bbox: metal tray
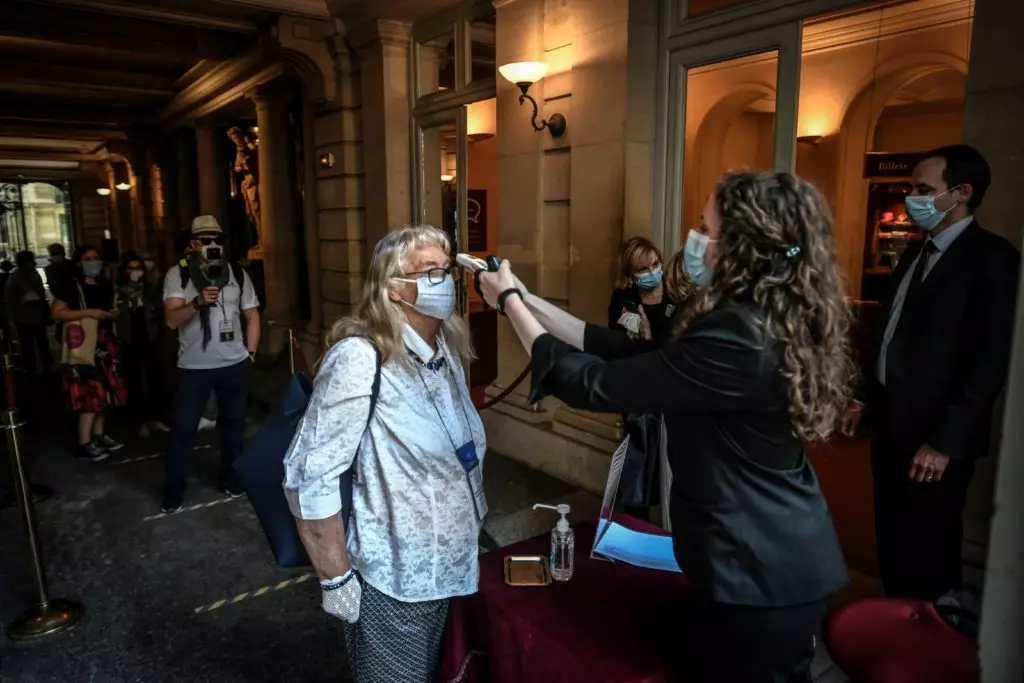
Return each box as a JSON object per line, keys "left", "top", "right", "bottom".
{"left": 503, "top": 555, "right": 552, "bottom": 586}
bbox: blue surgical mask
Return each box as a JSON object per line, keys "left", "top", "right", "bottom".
{"left": 634, "top": 267, "right": 663, "bottom": 290}
{"left": 683, "top": 229, "right": 713, "bottom": 286}
{"left": 394, "top": 273, "right": 457, "bottom": 320}
{"left": 82, "top": 261, "right": 103, "bottom": 278}
{"left": 905, "top": 186, "right": 960, "bottom": 232}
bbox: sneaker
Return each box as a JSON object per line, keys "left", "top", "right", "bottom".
{"left": 197, "top": 417, "right": 217, "bottom": 432}
{"left": 138, "top": 424, "right": 151, "bottom": 438}
{"left": 160, "top": 501, "right": 184, "bottom": 514}
{"left": 76, "top": 442, "right": 110, "bottom": 462}
{"left": 150, "top": 420, "right": 171, "bottom": 433}
{"left": 93, "top": 434, "right": 124, "bottom": 452}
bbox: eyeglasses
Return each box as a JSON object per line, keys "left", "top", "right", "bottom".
{"left": 199, "top": 237, "right": 225, "bottom": 246}
{"left": 404, "top": 265, "right": 453, "bottom": 284}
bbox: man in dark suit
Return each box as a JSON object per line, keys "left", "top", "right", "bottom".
{"left": 850, "top": 145, "right": 1020, "bottom": 601}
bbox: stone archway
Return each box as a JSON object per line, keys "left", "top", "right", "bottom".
{"left": 683, "top": 83, "right": 776, "bottom": 234}
{"left": 832, "top": 52, "right": 969, "bottom": 296}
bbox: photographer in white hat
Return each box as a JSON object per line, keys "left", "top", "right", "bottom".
{"left": 160, "top": 215, "right": 260, "bottom": 513}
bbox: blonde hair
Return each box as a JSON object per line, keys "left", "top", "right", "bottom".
{"left": 615, "top": 237, "right": 662, "bottom": 289}
{"left": 663, "top": 248, "right": 698, "bottom": 304}
{"left": 326, "top": 225, "right": 474, "bottom": 364}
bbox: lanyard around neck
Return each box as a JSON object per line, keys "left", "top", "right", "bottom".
{"left": 411, "top": 345, "right": 474, "bottom": 450}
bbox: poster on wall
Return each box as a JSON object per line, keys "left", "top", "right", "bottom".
{"left": 468, "top": 188, "right": 487, "bottom": 252}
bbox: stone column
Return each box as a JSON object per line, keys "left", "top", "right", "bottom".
{"left": 195, "top": 124, "right": 228, "bottom": 228}
{"left": 250, "top": 80, "right": 300, "bottom": 327}
{"left": 963, "top": 0, "right": 1024, "bottom": 679}
{"left": 350, "top": 19, "right": 412, "bottom": 250}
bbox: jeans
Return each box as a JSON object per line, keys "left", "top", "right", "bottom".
{"left": 163, "top": 359, "right": 251, "bottom": 505}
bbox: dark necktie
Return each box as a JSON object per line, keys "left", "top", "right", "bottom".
{"left": 900, "top": 239, "right": 938, "bottom": 317}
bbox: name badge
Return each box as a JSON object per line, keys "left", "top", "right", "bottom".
{"left": 455, "top": 440, "right": 487, "bottom": 522}
{"left": 665, "top": 303, "right": 675, "bottom": 318}
{"left": 218, "top": 320, "right": 235, "bottom": 342}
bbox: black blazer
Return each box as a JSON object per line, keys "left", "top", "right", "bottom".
{"left": 869, "top": 221, "right": 1020, "bottom": 462}
{"left": 529, "top": 302, "right": 848, "bottom": 607}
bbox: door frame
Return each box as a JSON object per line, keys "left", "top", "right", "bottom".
{"left": 652, "top": 22, "right": 802, "bottom": 256}
{"left": 411, "top": 106, "right": 471, "bottom": 314}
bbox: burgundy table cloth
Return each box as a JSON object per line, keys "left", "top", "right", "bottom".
{"left": 438, "top": 518, "right": 691, "bottom": 683}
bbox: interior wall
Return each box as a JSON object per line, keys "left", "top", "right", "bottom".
{"left": 682, "top": 14, "right": 972, "bottom": 293}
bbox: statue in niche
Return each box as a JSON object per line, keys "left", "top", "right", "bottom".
{"left": 227, "top": 126, "right": 261, "bottom": 250}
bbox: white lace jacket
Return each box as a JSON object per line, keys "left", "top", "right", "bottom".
{"left": 282, "top": 325, "right": 487, "bottom": 602}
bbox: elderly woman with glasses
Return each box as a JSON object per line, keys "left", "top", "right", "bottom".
{"left": 283, "top": 225, "right": 485, "bottom": 683}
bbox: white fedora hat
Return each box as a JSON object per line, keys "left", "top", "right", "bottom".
{"left": 191, "top": 215, "right": 223, "bottom": 235}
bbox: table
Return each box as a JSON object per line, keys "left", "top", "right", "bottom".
{"left": 438, "top": 518, "right": 691, "bottom": 683}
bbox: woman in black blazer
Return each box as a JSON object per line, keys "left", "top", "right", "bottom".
{"left": 469, "top": 171, "right": 855, "bottom": 683}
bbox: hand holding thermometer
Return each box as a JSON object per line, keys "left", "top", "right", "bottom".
{"left": 456, "top": 253, "right": 503, "bottom": 297}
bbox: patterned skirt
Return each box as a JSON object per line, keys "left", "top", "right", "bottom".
{"left": 62, "top": 327, "right": 127, "bottom": 414}
{"left": 342, "top": 580, "right": 450, "bottom": 683}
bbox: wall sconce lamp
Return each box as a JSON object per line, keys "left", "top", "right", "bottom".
{"left": 96, "top": 187, "right": 111, "bottom": 196}
{"left": 797, "top": 135, "right": 823, "bottom": 146}
{"left": 498, "top": 61, "right": 567, "bottom": 138}
{"left": 440, "top": 173, "right": 455, "bottom": 183}
{"left": 318, "top": 152, "right": 335, "bottom": 169}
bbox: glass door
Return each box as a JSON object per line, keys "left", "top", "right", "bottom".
{"left": 655, "top": 24, "right": 801, "bottom": 255}
{"left": 413, "top": 107, "right": 469, "bottom": 314}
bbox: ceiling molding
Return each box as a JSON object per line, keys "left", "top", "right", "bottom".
{"left": 24, "top": 0, "right": 259, "bottom": 33}
{"left": 210, "top": 0, "right": 330, "bottom": 19}
{"left": 170, "top": 63, "right": 287, "bottom": 126}
{"left": 802, "top": 0, "right": 972, "bottom": 54}
{"left": 0, "top": 149, "right": 103, "bottom": 163}
{"left": 152, "top": 51, "right": 267, "bottom": 123}
{"left": 348, "top": 18, "right": 412, "bottom": 52}
{"left": 0, "top": 124, "right": 127, "bottom": 141}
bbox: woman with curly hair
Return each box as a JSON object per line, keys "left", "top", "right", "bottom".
{"left": 467, "top": 171, "right": 855, "bottom": 682}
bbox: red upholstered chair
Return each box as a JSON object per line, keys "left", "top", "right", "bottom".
{"left": 823, "top": 598, "right": 979, "bottom": 683}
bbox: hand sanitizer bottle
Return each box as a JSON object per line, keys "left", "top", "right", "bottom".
{"left": 533, "top": 503, "right": 574, "bottom": 582}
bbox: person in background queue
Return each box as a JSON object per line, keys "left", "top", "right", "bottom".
{"left": 46, "top": 243, "right": 77, "bottom": 345}
{"left": 469, "top": 172, "right": 854, "bottom": 683}
{"left": 284, "top": 226, "right": 485, "bottom": 683}
{"left": 5, "top": 250, "right": 52, "bottom": 374}
{"left": 161, "top": 215, "right": 260, "bottom": 513}
{"left": 115, "top": 252, "right": 162, "bottom": 437}
{"left": 51, "top": 245, "right": 127, "bottom": 461}
{"left": 842, "top": 145, "right": 1021, "bottom": 602}
{"left": 608, "top": 237, "right": 678, "bottom": 342}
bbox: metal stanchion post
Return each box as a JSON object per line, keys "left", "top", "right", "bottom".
{"left": 3, "top": 407, "right": 84, "bottom": 640}
{"left": 287, "top": 327, "right": 295, "bottom": 376}
{"left": 1, "top": 353, "right": 52, "bottom": 508}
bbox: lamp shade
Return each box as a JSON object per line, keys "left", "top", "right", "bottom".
{"left": 96, "top": 187, "right": 111, "bottom": 196}
{"left": 498, "top": 61, "right": 549, "bottom": 86}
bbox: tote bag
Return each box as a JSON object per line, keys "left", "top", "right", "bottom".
{"left": 61, "top": 284, "right": 98, "bottom": 366}
{"left": 233, "top": 340, "right": 382, "bottom": 567}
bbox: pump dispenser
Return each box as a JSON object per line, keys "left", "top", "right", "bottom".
{"left": 533, "top": 503, "right": 574, "bottom": 581}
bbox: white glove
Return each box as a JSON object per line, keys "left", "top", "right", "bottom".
{"left": 320, "top": 569, "right": 361, "bottom": 623}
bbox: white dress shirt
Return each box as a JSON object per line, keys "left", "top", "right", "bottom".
{"left": 282, "top": 324, "right": 487, "bottom": 602}
{"left": 876, "top": 216, "right": 974, "bottom": 384}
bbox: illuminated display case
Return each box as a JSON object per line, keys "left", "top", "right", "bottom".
{"left": 861, "top": 180, "right": 923, "bottom": 303}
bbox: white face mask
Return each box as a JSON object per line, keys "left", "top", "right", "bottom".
{"left": 393, "top": 273, "right": 456, "bottom": 320}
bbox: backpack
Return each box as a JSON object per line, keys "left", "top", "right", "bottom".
{"left": 232, "top": 338, "right": 382, "bottom": 567}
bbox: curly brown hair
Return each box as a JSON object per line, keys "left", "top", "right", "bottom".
{"left": 676, "top": 172, "right": 856, "bottom": 442}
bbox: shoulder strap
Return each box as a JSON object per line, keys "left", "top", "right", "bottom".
{"left": 362, "top": 339, "right": 382, "bottom": 434}
{"left": 229, "top": 261, "right": 245, "bottom": 290}
{"left": 179, "top": 263, "right": 189, "bottom": 289}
